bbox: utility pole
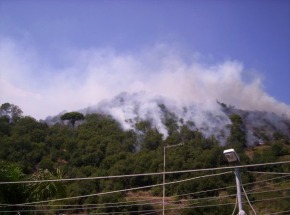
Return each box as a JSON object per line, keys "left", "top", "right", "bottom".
{"left": 223, "top": 149, "right": 246, "bottom": 215}
{"left": 235, "top": 167, "right": 246, "bottom": 215}
{"left": 163, "top": 142, "right": 184, "bottom": 215}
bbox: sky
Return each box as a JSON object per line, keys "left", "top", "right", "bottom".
{"left": 0, "top": 0, "right": 290, "bottom": 119}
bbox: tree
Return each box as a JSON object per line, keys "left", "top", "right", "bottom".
{"left": 227, "top": 114, "right": 246, "bottom": 152}
{"left": 27, "top": 168, "right": 66, "bottom": 201}
{"left": 0, "top": 102, "right": 23, "bottom": 122}
{"left": 142, "top": 128, "right": 163, "bottom": 150}
{"left": 0, "top": 116, "right": 11, "bottom": 136}
{"left": 0, "top": 161, "right": 26, "bottom": 204}
{"left": 61, "top": 112, "right": 85, "bottom": 128}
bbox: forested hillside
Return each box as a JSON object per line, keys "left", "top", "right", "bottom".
{"left": 1, "top": 102, "right": 290, "bottom": 214}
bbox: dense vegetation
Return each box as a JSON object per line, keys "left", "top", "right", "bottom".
{"left": 0, "top": 102, "right": 290, "bottom": 214}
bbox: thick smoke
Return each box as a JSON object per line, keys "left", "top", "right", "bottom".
{"left": 88, "top": 92, "right": 231, "bottom": 142}
{"left": 234, "top": 109, "right": 289, "bottom": 144}
{"left": 1, "top": 39, "right": 290, "bottom": 120}
{"left": 84, "top": 91, "right": 290, "bottom": 146}
{"left": 86, "top": 92, "right": 290, "bottom": 145}
{"left": 2, "top": 39, "right": 288, "bottom": 144}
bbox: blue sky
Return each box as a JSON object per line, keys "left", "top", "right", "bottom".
{"left": 0, "top": 0, "right": 290, "bottom": 119}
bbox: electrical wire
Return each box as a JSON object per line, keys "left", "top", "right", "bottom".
{"left": 24, "top": 170, "right": 290, "bottom": 209}
{"left": 141, "top": 211, "right": 158, "bottom": 215}
{"left": 2, "top": 170, "right": 290, "bottom": 213}
{"left": 3, "top": 173, "right": 290, "bottom": 210}
{"left": 242, "top": 184, "right": 256, "bottom": 215}
{"left": 163, "top": 186, "right": 290, "bottom": 209}
{"left": 244, "top": 174, "right": 290, "bottom": 187}
{"left": 236, "top": 171, "right": 257, "bottom": 215}
{"left": 90, "top": 195, "right": 290, "bottom": 215}
{"left": 250, "top": 195, "right": 290, "bottom": 203}
{"left": 0, "top": 207, "right": 158, "bottom": 214}
{"left": 176, "top": 195, "right": 290, "bottom": 211}
{"left": 264, "top": 209, "right": 290, "bottom": 215}
{"left": 14, "top": 171, "right": 232, "bottom": 206}
{"left": 2, "top": 192, "right": 290, "bottom": 214}
{"left": 231, "top": 195, "right": 238, "bottom": 215}
{"left": 0, "top": 171, "right": 239, "bottom": 214}
{"left": 171, "top": 173, "right": 290, "bottom": 200}
{"left": 2, "top": 201, "right": 236, "bottom": 215}
{"left": 1, "top": 165, "right": 288, "bottom": 214}
{"left": 71, "top": 185, "right": 290, "bottom": 213}
{"left": 1, "top": 175, "right": 288, "bottom": 215}
{"left": 2, "top": 191, "right": 231, "bottom": 210}
{"left": 0, "top": 198, "right": 161, "bottom": 208}
{"left": 246, "top": 177, "right": 290, "bottom": 193}
{"left": 247, "top": 187, "right": 290, "bottom": 196}
{"left": 168, "top": 201, "right": 236, "bottom": 210}
{"left": 248, "top": 171, "right": 290, "bottom": 175}
{"left": 4, "top": 185, "right": 289, "bottom": 214}
{"left": 1, "top": 160, "right": 290, "bottom": 185}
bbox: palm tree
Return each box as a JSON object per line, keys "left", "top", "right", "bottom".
{"left": 27, "top": 168, "right": 66, "bottom": 214}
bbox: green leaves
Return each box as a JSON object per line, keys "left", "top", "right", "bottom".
{"left": 0, "top": 102, "right": 23, "bottom": 122}
{"left": 1, "top": 103, "right": 290, "bottom": 214}
{"left": 27, "top": 168, "right": 66, "bottom": 201}
{"left": 228, "top": 114, "right": 247, "bottom": 151}
{"left": 61, "top": 112, "right": 85, "bottom": 128}
{"left": 0, "top": 161, "right": 26, "bottom": 204}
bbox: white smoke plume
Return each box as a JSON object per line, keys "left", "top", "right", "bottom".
{"left": 1, "top": 38, "right": 290, "bottom": 121}
{"left": 85, "top": 91, "right": 231, "bottom": 142}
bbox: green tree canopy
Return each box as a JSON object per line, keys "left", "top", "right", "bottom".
{"left": 61, "top": 112, "right": 85, "bottom": 128}
{"left": 0, "top": 102, "right": 23, "bottom": 122}
{"left": 27, "top": 168, "right": 66, "bottom": 201}
{"left": 228, "top": 114, "right": 246, "bottom": 152}
{"left": 0, "top": 161, "right": 26, "bottom": 204}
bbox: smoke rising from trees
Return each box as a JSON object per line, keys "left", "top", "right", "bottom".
{"left": 1, "top": 39, "right": 289, "bottom": 119}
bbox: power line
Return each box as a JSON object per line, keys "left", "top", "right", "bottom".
{"left": 248, "top": 171, "right": 290, "bottom": 175}
{"left": 119, "top": 195, "right": 290, "bottom": 215}
{"left": 4, "top": 184, "right": 290, "bottom": 213}
{"left": 246, "top": 178, "right": 290, "bottom": 193}
{"left": 231, "top": 197, "right": 238, "bottom": 215}
{"left": 168, "top": 195, "right": 290, "bottom": 212}
{"left": 2, "top": 165, "right": 290, "bottom": 213}
{"left": 1, "top": 160, "right": 290, "bottom": 185}
{"left": 3, "top": 194, "right": 290, "bottom": 215}
{"left": 247, "top": 187, "right": 290, "bottom": 196}
{"left": 4, "top": 173, "right": 290, "bottom": 210}
{"left": 0, "top": 207, "right": 158, "bottom": 214}
{"left": 2, "top": 176, "right": 289, "bottom": 215}
{"left": 15, "top": 171, "right": 231, "bottom": 206}
{"left": 250, "top": 195, "right": 290, "bottom": 203}
{"left": 244, "top": 174, "right": 290, "bottom": 187}
{"left": 166, "top": 187, "right": 290, "bottom": 210}
{"left": 242, "top": 184, "right": 257, "bottom": 215}
{"left": 264, "top": 209, "right": 290, "bottom": 215}
{"left": 171, "top": 173, "right": 290, "bottom": 199}
{"left": 2, "top": 189, "right": 290, "bottom": 214}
